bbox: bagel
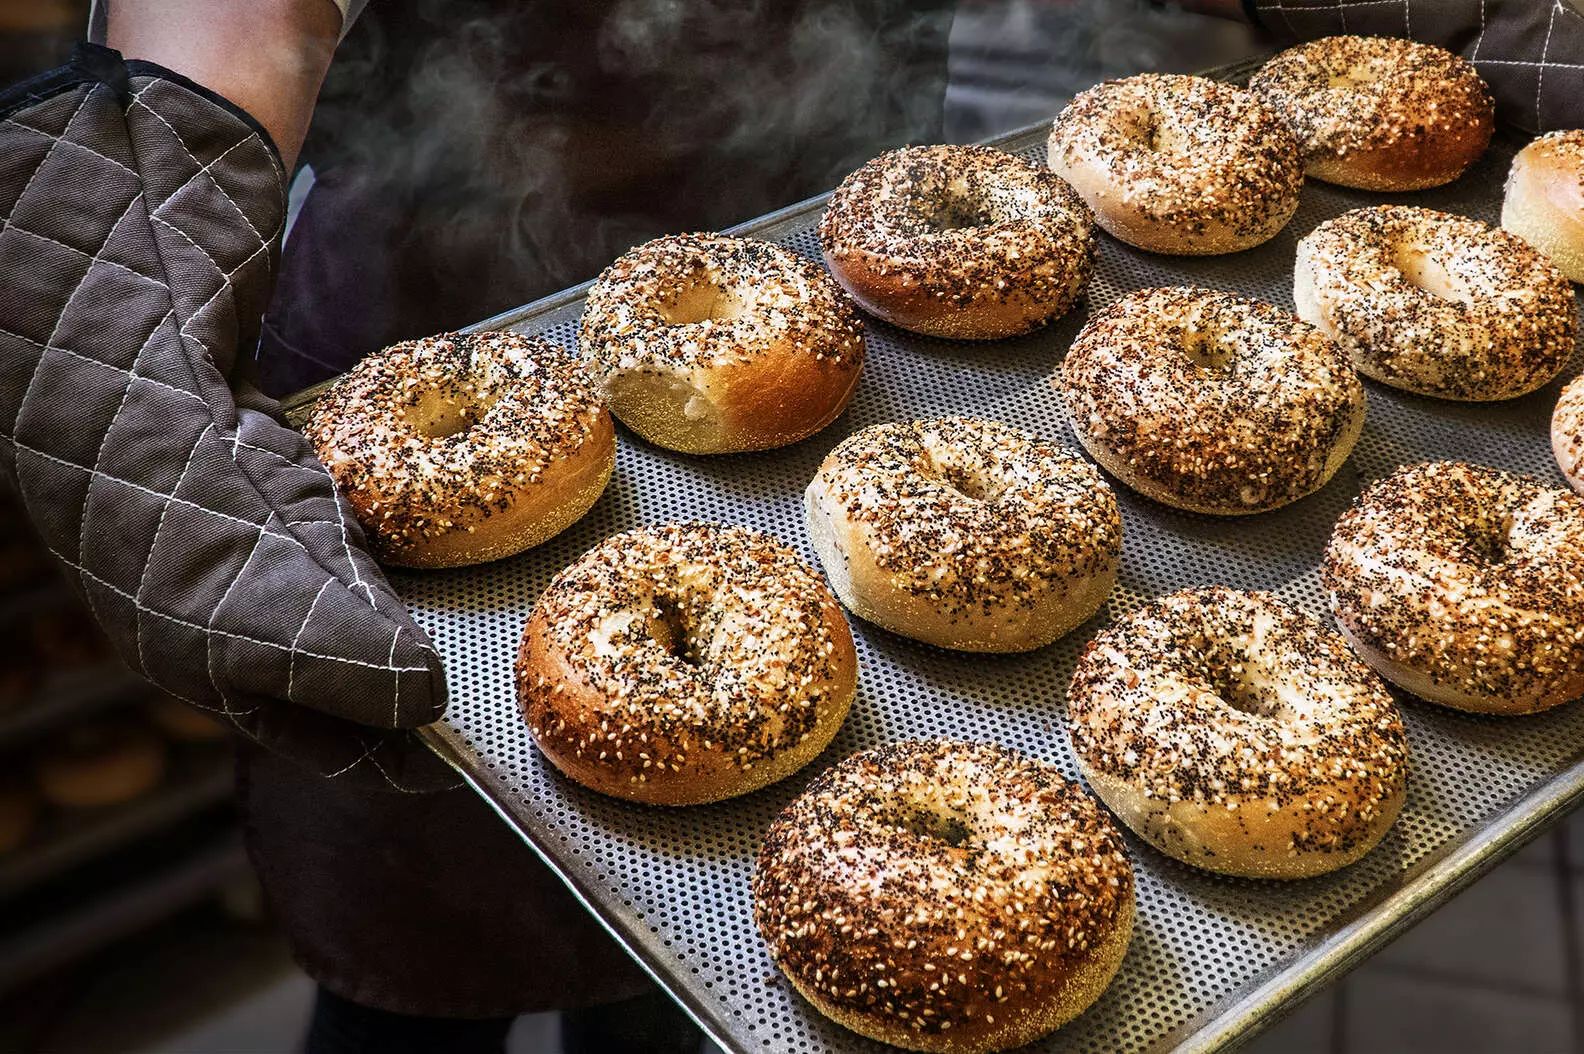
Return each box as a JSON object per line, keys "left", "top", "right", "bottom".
{"left": 820, "top": 145, "right": 1097, "bottom": 338}
{"left": 1048, "top": 73, "right": 1302, "bottom": 255}
{"left": 1503, "top": 130, "right": 1584, "bottom": 284}
{"left": 1554, "top": 375, "right": 1584, "bottom": 496}
{"left": 517, "top": 522, "right": 857, "bottom": 805}
{"left": 579, "top": 234, "right": 864, "bottom": 453}
{"left": 1295, "top": 206, "right": 1576, "bottom": 401}
{"left": 805, "top": 417, "right": 1120, "bottom": 652}
{"left": 1251, "top": 35, "right": 1494, "bottom": 191}
{"left": 1323, "top": 461, "right": 1584, "bottom": 714}
{"left": 1068, "top": 587, "right": 1408, "bottom": 879}
{"left": 306, "top": 331, "right": 613, "bottom": 568}
{"left": 754, "top": 739, "right": 1134, "bottom": 1053}
{"left": 1057, "top": 286, "right": 1365, "bottom": 514}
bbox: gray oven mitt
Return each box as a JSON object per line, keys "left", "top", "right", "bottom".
{"left": 0, "top": 45, "right": 457, "bottom": 791}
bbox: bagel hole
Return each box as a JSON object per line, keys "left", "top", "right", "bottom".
{"left": 1179, "top": 328, "right": 1235, "bottom": 374}
{"left": 1463, "top": 511, "right": 1518, "bottom": 566}
{"left": 1207, "top": 664, "right": 1282, "bottom": 719}
{"left": 1393, "top": 246, "right": 1470, "bottom": 304}
{"left": 1119, "top": 108, "right": 1177, "bottom": 154}
{"left": 649, "top": 596, "right": 704, "bottom": 666}
{"left": 1327, "top": 66, "right": 1385, "bottom": 89}
{"left": 657, "top": 280, "right": 748, "bottom": 326}
{"left": 926, "top": 199, "right": 995, "bottom": 232}
{"left": 922, "top": 446, "right": 1005, "bottom": 503}
{"left": 937, "top": 463, "right": 1002, "bottom": 503}
{"left": 408, "top": 391, "right": 498, "bottom": 440}
{"left": 897, "top": 806, "right": 973, "bottom": 848}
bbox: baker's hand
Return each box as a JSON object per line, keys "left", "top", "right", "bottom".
{"left": 0, "top": 42, "right": 457, "bottom": 791}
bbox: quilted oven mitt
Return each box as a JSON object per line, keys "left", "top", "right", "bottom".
{"left": 0, "top": 45, "right": 457, "bottom": 791}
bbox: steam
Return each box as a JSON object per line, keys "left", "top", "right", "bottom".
{"left": 295, "top": 0, "right": 1253, "bottom": 338}
{"left": 307, "top": 1, "right": 953, "bottom": 323}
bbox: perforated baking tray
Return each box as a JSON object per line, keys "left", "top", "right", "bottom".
{"left": 337, "top": 115, "right": 1583, "bottom": 1053}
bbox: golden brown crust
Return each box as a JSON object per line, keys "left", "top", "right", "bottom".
{"left": 1295, "top": 206, "right": 1576, "bottom": 401}
{"left": 804, "top": 417, "right": 1120, "bottom": 652}
{"left": 579, "top": 234, "right": 865, "bottom": 454}
{"left": 1554, "top": 376, "right": 1584, "bottom": 496}
{"left": 781, "top": 899, "right": 1134, "bottom": 1054}
{"left": 305, "top": 331, "right": 614, "bottom": 569}
{"left": 819, "top": 144, "right": 1096, "bottom": 339}
{"left": 699, "top": 341, "right": 864, "bottom": 453}
{"left": 517, "top": 522, "right": 857, "bottom": 806}
{"left": 1048, "top": 73, "right": 1302, "bottom": 255}
{"left": 820, "top": 247, "right": 1064, "bottom": 341}
{"left": 1504, "top": 131, "right": 1584, "bottom": 284}
{"left": 1067, "top": 587, "right": 1409, "bottom": 879}
{"left": 753, "top": 740, "right": 1134, "bottom": 1052}
{"left": 1251, "top": 35, "right": 1494, "bottom": 191}
{"left": 1323, "top": 461, "right": 1584, "bottom": 714}
{"left": 1057, "top": 287, "right": 1365, "bottom": 515}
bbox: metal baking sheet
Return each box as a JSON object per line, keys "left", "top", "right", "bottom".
{"left": 366, "top": 116, "right": 1584, "bottom": 1053}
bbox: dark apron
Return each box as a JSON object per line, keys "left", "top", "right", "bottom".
{"left": 237, "top": 742, "right": 652, "bottom": 1017}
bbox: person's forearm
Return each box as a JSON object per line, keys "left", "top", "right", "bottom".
{"left": 106, "top": 0, "right": 339, "bottom": 170}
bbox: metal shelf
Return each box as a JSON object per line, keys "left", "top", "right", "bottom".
{"left": 0, "top": 663, "right": 148, "bottom": 749}
{"left": 0, "top": 833, "right": 249, "bottom": 992}
{"left": 0, "top": 749, "right": 234, "bottom": 901}
{"left": 0, "top": 577, "right": 68, "bottom": 627}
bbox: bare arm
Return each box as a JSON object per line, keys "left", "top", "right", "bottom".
{"left": 105, "top": 0, "right": 341, "bottom": 170}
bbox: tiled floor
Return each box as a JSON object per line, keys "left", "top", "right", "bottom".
{"left": 1243, "top": 819, "right": 1583, "bottom": 1054}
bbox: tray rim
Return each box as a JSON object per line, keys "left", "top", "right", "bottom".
{"left": 420, "top": 702, "right": 1584, "bottom": 1054}
{"left": 282, "top": 92, "right": 1583, "bottom": 1054}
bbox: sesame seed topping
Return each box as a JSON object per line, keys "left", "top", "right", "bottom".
{"left": 1297, "top": 206, "right": 1575, "bottom": 401}
{"left": 1251, "top": 36, "right": 1493, "bottom": 184}
{"left": 1324, "top": 461, "right": 1584, "bottom": 713}
{"left": 1057, "top": 286, "right": 1364, "bottom": 513}
{"left": 518, "top": 522, "right": 853, "bottom": 799}
{"left": 819, "top": 144, "right": 1096, "bottom": 337}
{"left": 811, "top": 417, "right": 1120, "bottom": 615}
{"left": 753, "top": 740, "right": 1132, "bottom": 1037}
{"left": 1068, "top": 587, "right": 1408, "bottom": 850}
{"left": 579, "top": 233, "right": 863, "bottom": 384}
{"left": 1049, "top": 73, "right": 1302, "bottom": 252}
{"left": 305, "top": 331, "right": 605, "bottom": 563}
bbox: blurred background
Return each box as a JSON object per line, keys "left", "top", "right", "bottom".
{"left": 0, "top": 2, "right": 1578, "bottom": 1052}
